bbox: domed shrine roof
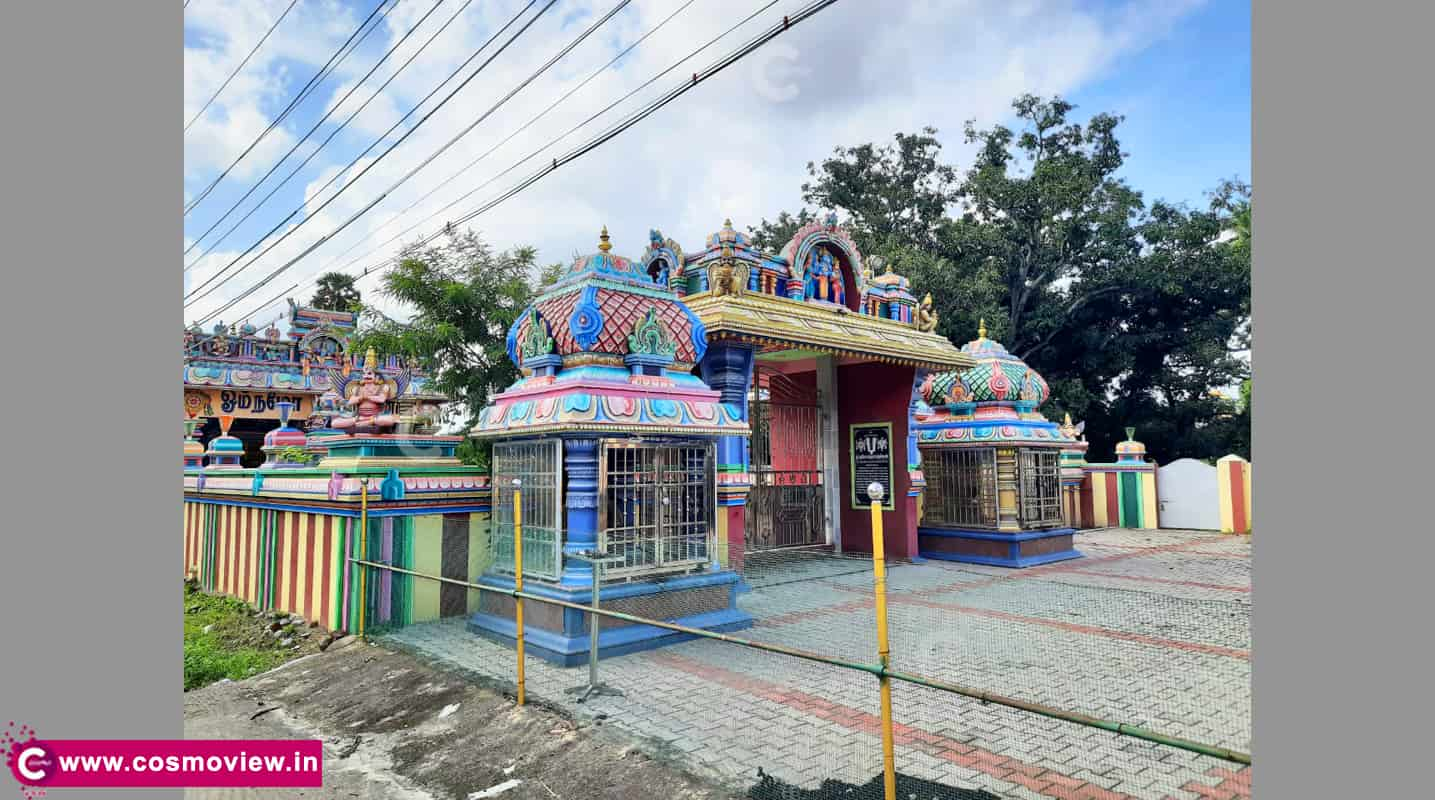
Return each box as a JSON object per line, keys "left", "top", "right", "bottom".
{"left": 475, "top": 228, "right": 747, "bottom": 440}
{"left": 506, "top": 227, "right": 708, "bottom": 366}
{"left": 1115, "top": 428, "right": 1147, "bottom": 462}
{"left": 919, "top": 321, "right": 1050, "bottom": 406}
{"left": 914, "top": 321, "right": 1076, "bottom": 449}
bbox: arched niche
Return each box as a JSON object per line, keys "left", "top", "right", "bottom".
{"left": 780, "top": 223, "right": 866, "bottom": 312}
{"left": 641, "top": 232, "right": 686, "bottom": 292}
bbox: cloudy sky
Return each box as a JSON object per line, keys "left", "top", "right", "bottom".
{"left": 182, "top": 0, "right": 1251, "bottom": 330}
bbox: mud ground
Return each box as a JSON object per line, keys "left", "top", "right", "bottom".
{"left": 183, "top": 636, "right": 730, "bottom": 800}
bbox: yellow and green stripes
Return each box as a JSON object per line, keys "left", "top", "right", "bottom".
{"left": 186, "top": 501, "right": 490, "bottom": 635}
{"left": 1082, "top": 468, "right": 1158, "bottom": 529}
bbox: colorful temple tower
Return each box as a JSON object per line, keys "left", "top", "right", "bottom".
{"left": 183, "top": 301, "right": 445, "bottom": 466}
{"left": 911, "top": 322, "right": 1084, "bottom": 567}
{"left": 183, "top": 334, "right": 490, "bottom": 632}
{"left": 656, "top": 216, "right": 971, "bottom": 564}
{"left": 468, "top": 229, "right": 753, "bottom": 665}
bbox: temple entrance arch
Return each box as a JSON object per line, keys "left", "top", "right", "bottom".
{"left": 745, "top": 365, "right": 826, "bottom": 550}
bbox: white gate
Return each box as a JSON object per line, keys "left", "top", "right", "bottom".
{"left": 1156, "top": 458, "right": 1221, "bottom": 530}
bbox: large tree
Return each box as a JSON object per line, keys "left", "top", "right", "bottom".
{"left": 755, "top": 95, "right": 1250, "bottom": 461}
{"left": 355, "top": 229, "right": 538, "bottom": 429}
{"left": 309, "top": 271, "right": 361, "bottom": 312}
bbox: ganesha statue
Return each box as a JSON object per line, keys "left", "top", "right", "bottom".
{"left": 327, "top": 347, "right": 411, "bottom": 435}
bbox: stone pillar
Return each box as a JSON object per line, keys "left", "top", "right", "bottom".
{"left": 815, "top": 355, "right": 842, "bottom": 552}
{"left": 560, "top": 437, "right": 600, "bottom": 588}
{"left": 700, "top": 342, "right": 756, "bottom": 573}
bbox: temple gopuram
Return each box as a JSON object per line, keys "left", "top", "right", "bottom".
{"left": 184, "top": 216, "right": 1160, "bottom": 661}
{"left": 183, "top": 300, "right": 445, "bottom": 466}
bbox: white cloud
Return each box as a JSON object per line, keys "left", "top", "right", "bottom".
{"left": 184, "top": 0, "right": 1208, "bottom": 331}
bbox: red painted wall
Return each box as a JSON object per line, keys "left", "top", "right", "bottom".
{"left": 836, "top": 362, "right": 919, "bottom": 558}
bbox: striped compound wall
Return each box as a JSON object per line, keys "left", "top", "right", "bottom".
{"left": 1217, "top": 455, "right": 1253, "bottom": 534}
{"left": 184, "top": 502, "right": 489, "bottom": 632}
{"left": 1078, "top": 466, "right": 1159, "bottom": 530}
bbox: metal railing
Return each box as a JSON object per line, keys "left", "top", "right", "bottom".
{"left": 490, "top": 439, "right": 564, "bottom": 581}
{"left": 347, "top": 482, "right": 1253, "bottom": 795}
{"left": 920, "top": 447, "right": 998, "bottom": 528}
{"left": 598, "top": 439, "right": 715, "bottom": 579}
{"left": 1019, "top": 448, "right": 1064, "bottom": 527}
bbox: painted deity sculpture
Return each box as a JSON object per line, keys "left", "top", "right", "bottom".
{"left": 804, "top": 248, "right": 844, "bottom": 304}
{"left": 915, "top": 293, "right": 938, "bottom": 332}
{"left": 327, "top": 347, "right": 410, "bottom": 435}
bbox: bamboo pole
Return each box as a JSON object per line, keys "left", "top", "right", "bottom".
{"left": 867, "top": 482, "right": 898, "bottom": 800}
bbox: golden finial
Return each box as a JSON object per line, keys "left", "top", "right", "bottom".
{"left": 364, "top": 346, "right": 378, "bottom": 371}
{"left": 598, "top": 226, "right": 612, "bottom": 253}
{"left": 1064, "top": 412, "right": 1073, "bottom": 425}
{"left": 723, "top": 217, "right": 733, "bottom": 228}
{"left": 978, "top": 318, "right": 987, "bottom": 339}
{"left": 923, "top": 292, "right": 932, "bottom": 304}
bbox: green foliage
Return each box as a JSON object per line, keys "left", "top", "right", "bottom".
{"left": 747, "top": 210, "right": 817, "bottom": 252}
{"left": 537, "top": 261, "right": 566, "bottom": 291}
{"left": 456, "top": 438, "right": 491, "bottom": 471}
{"left": 355, "top": 229, "right": 539, "bottom": 423}
{"left": 182, "top": 582, "right": 290, "bottom": 691}
{"left": 310, "top": 271, "right": 362, "bottom": 312}
{"left": 776, "top": 95, "right": 1251, "bottom": 462}
{"left": 278, "top": 445, "right": 318, "bottom": 466}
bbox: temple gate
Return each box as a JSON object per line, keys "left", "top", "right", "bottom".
{"left": 746, "top": 367, "right": 825, "bottom": 550}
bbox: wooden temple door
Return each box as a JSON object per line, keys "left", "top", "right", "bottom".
{"left": 745, "top": 368, "right": 826, "bottom": 550}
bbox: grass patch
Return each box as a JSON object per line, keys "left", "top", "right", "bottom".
{"left": 183, "top": 581, "right": 299, "bottom": 691}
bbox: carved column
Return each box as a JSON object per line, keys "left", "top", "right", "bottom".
{"left": 559, "top": 438, "right": 600, "bottom": 588}
{"left": 699, "top": 342, "right": 757, "bottom": 574}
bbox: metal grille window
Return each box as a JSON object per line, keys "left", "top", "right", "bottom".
{"left": 921, "top": 448, "right": 998, "bottom": 529}
{"left": 491, "top": 439, "right": 563, "bottom": 581}
{"left": 1018, "top": 449, "right": 1063, "bottom": 528}
{"left": 600, "top": 440, "right": 714, "bottom": 579}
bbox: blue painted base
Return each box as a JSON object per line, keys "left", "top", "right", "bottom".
{"left": 467, "top": 569, "right": 754, "bottom": 667}
{"left": 917, "top": 527, "right": 1082, "bottom": 569}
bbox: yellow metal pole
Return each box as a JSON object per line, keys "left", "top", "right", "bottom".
{"left": 358, "top": 477, "right": 370, "bottom": 638}
{"left": 513, "top": 479, "right": 526, "bottom": 707}
{"left": 867, "top": 482, "right": 897, "bottom": 800}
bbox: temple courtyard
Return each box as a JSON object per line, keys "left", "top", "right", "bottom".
{"left": 381, "top": 527, "right": 1251, "bottom": 800}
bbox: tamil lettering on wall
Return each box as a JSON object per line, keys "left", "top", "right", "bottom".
{"left": 184, "top": 389, "right": 310, "bottom": 419}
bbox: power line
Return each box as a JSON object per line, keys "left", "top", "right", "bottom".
{"left": 183, "top": 0, "right": 394, "bottom": 217}
{"left": 208, "top": 0, "right": 841, "bottom": 327}
{"left": 288, "top": 0, "right": 783, "bottom": 307}
{"left": 188, "top": 0, "right": 632, "bottom": 316}
{"left": 182, "top": 0, "right": 452, "bottom": 266}
{"left": 307, "top": 0, "right": 709, "bottom": 285}
{"left": 184, "top": 0, "right": 542, "bottom": 306}
{"left": 184, "top": 0, "right": 300, "bottom": 134}
{"left": 233, "top": 0, "right": 783, "bottom": 325}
